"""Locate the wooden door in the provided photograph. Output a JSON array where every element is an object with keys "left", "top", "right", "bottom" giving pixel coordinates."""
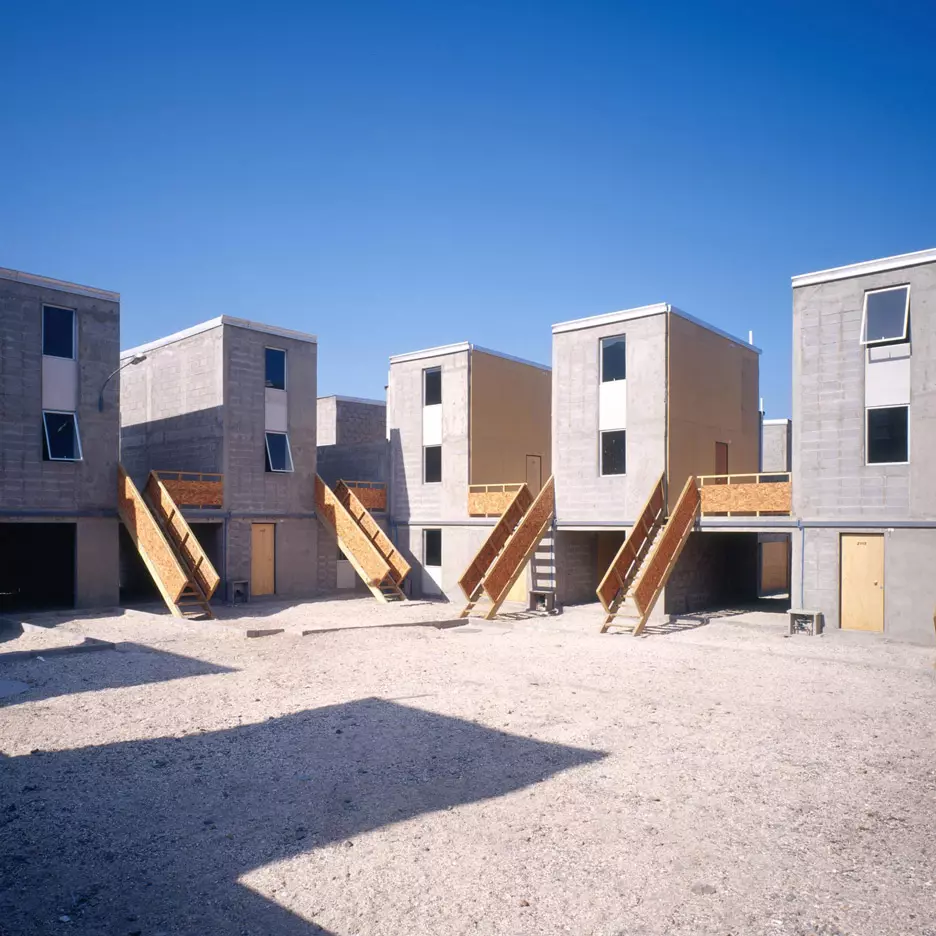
[
  {"left": 715, "top": 442, "right": 729, "bottom": 476},
  {"left": 251, "top": 523, "right": 276, "bottom": 596},
  {"left": 840, "top": 534, "right": 884, "bottom": 632},
  {"left": 525, "top": 455, "right": 542, "bottom": 496}
]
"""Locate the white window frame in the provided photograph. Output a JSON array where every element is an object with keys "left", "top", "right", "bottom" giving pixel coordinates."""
[
  {"left": 423, "top": 528, "right": 442, "bottom": 568},
  {"left": 865, "top": 404, "right": 909, "bottom": 466},
  {"left": 599, "top": 428, "right": 627, "bottom": 477},
  {"left": 42, "top": 410, "right": 83, "bottom": 461},
  {"left": 423, "top": 444, "right": 442, "bottom": 483},
  {"left": 860, "top": 285, "right": 910, "bottom": 346},
  {"left": 600, "top": 335, "right": 626, "bottom": 383},
  {"left": 264, "top": 346, "right": 287, "bottom": 391},
  {"left": 423, "top": 366, "right": 442, "bottom": 406},
  {"left": 42, "top": 304, "right": 77, "bottom": 360},
  {"left": 264, "top": 430, "right": 294, "bottom": 472}
]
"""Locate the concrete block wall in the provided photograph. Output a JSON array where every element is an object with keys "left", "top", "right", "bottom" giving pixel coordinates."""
[
  {"left": 395, "top": 522, "right": 489, "bottom": 601},
  {"left": 554, "top": 530, "right": 600, "bottom": 605},
  {"left": 317, "top": 396, "right": 386, "bottom": 447},
  {"left": 317, "top": 441, "right": 389, "bottom": 490},
  {"left": 664, "top": 532, "right": 759, "bottom": 616},
  {"left": 761, "top": 419, "right": 792, "bottom": 472}
]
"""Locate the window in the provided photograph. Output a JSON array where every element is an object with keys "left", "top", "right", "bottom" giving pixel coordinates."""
[
  {"left": 42, "top": 411, "right": 82, "bottom": 461},
  {"left": 424, "top": 445, "right": 441, "bottom": 483},
  {"left": 424, "top": 529, "right": 442, "bottom": 567},
  {"left": 867, "top": 406, "right": 908, "bottom": 464},
  {"left": 424, "top": 367, "right": 442, "bottom": 406},
  {"left": 43, "top": 306, "right": 75, "bottom": 359},
  {"left": 861, "top": 286, "right": 910, "bottom": 345},
  {"left": 265, "top": 348, "right": 286, "bottom": 390},
  {"left": 601, "top": 429, "right": 626, "bottom": 475},
  {"left": 264, "top": 431, "right": 294, "bottom": 472},
  {"left": 601, "top": 335, "right": 626, "bottom": 382}
]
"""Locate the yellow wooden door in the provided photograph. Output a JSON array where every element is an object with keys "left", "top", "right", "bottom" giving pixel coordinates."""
[
  {"left": 840, "top": 534, "right": 884, "bottom": 632},
  {"left": 251, "top": 523, "right": 276, "bottom": 596}
]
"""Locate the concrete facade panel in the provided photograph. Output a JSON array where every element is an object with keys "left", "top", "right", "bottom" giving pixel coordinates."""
[{"left": 76, "top": 517, "right": 119, "bottom": 608}]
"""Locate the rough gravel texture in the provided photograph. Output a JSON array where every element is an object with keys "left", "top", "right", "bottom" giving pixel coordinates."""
[{"left": 1, "top": 598, "right": 934, "bottom": 936}]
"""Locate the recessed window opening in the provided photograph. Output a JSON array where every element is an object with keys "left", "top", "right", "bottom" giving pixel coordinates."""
[
  {"left": 424, "top": 445, "right": 441, "bottom": 483},
  {"left": 265, "top": 431, "right": 294, "bottom": 472},
  {"left": 265, "top": 348, "right": 286, "bottom": 390},
  {"left": 43, "top": 306, "right": 76, "bottom": 359},
  {"left": 601, "top": 336, "right": 626, "bottom": 382},
  {"left": 42, "top": 411, "right": 82, "bottom": 461},
  {"left": 866, "top": 406, "right": 908, "bottom": 464},
  {"left": 424, "top": 529, "right": 442, "bottom": 567},
  {"left": 861, "top": 286, "right": 910, "bottom": 345},
  {"left": 424, "top": 367, "right": 442, "bottom": 406},
  {"left": 601, "top": 429, "right": 626, "bottom": 475}
]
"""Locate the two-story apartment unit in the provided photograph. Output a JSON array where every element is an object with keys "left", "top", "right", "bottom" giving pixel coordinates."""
[
  {"left": 0, "top": 267, "right": 121, "bottom": 611},
  {"left": 119, "top": 315, "right": 320, "bottom": 602},
  {"left": 791, "top": 247, "right": 936, "bottom": 642},
  {"left": 551, "top": 303, "right": 768, "bottom": 626},
  {"left": 386, "top": 342, "right": 551, "bottom": 600}
]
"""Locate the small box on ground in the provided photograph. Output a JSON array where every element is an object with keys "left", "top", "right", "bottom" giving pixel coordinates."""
[{"left": 789, "top": 608, "right": 823, "bottom": 636}]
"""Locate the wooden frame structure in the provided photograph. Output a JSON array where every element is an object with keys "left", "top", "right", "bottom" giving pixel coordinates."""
[
  {"left": 152, "top": 470, "right": 224, "bottom": 509},
  {"left": 467, "top": 482, "right": 527, "bottom": 517},
  {"left": 339, "top": 480, "right": 387, "bottom": 512},
  {"left": 696, "top": 472, "right": 792, "bottom": 516}
]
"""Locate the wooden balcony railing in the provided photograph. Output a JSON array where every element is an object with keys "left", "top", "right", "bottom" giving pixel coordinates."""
[
  {"left": 340, "top": 480, "right": 387, "bottom": 512},
  {"left": 468, "top": 482, "right": 526, "bottom": 517},
  {"left": 152, "top": 471, "right": 224, "bottom": 509},
  {"left": 697, "top": 472, "right": 792, "bottom": 516}
]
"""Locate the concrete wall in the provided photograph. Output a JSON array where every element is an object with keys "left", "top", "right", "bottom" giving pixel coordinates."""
[
  {"left": 317, "top": 397, "right": 386, "bottom": 447},
  {"left": 76, "top": 518, "right": 120, "bottom": 607},
  {"left": 552, "top": 313, "right": 667, "bottom": 523},
  {"left": 469, "top": 351, "right": 551, "bottom": 486},
  {"left": 317, "top": 441, "right": 389, "bottom": 490},
  {"left": 761, "top": 419, "right": 792, "bottom": 472},
  {"left": 395, "top": 522, "right": 489, "bottom": 602},
  {"left": 667, "top": 312, "right": 760, "bottom": 509},
  {"left": 0, "top": 277, "right": 120, "bottom": 513},
  {"left": 663, "top": 531, "right": 759, "bottom": 615},
  {"left": 120, "top": 326, "right": 225, "bottom": 487},
  {"left": 554, "top": 530, "right": 601, "bottom": 605},
  {"left": 388, "top": 349, "right": 470, "bottom": 524}
]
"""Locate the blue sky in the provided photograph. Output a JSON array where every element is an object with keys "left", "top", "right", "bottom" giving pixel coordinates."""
[{"left": 2, "top": 1, "right": 934, "bottom": 416}]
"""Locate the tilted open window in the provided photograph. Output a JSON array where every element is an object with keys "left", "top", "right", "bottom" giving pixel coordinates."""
[
  {"left": 861, "top": 286, "right": 910, "bottom": 345},
  {"left": 265, "top": 431, "right": 294, "bottom": 472},
  {"left": 42, "top": 411, "right": 82, "bottom": 461}
]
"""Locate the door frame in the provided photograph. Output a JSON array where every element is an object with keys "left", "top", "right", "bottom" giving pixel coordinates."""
[
  {"left": 839, "top": 532, "right": 885, "bottom": 632},
  {"left": 251, "top": 522, "right": 276, "bottom": 597}
]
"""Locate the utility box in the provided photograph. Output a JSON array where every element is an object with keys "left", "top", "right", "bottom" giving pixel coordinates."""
[{"left": 788, "top": 608, "right": 823, "bottom": 636}]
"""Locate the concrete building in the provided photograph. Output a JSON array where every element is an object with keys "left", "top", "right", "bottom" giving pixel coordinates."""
[
  {"left": 550, "top": 302, "right": 764, "bottom": 616},
  {"left": 758, "top": 417, "right": 793, "bottom": 597},
  {"left": 120, "top": 315, "right": 322, "bottom": 602},
  {"left": 761, "top": 417, "right": 792, "bottom": 473},
  {"left": 386, "top": 342, "right": 551, "bottom": 600},
  {"left": 791, "top": 247, "right": 936, "bottom": 642},
  {"left": 0, "top": 267, "right": 121, "bottom": 611}
]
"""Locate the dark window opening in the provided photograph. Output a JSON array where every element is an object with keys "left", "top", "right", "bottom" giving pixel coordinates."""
[
  {"left": 43, "top": 305, "right": 75, "bottom": 359},
  {"left": 424, "top": 445, "right": 441, "bottom": 483},
  {"left": 265, "top": 348, "right": 286, "bottom": 390},
  {"left": 601, "top": 430, "right": 626, "bottom": 475},
  {"left": 867, "top": 406, "right": 908, "bottom": 464},
  {"left": 424, "top": 367, "right": 442, "bottom": 406},
  {"left": 424, "top": 528, "right": 442, "bottom": 567},
  {"left": 863, "top": 287, "right": 909, "bottom": 344},
  {"left": 601, "top": 335, "right": 626, "bottom": 382},
  {"left": 265, "top": 431, "right": 294, "bottom": 472},
  {"left": 42, "top": 412, "right": 81, "bottom": 461}
]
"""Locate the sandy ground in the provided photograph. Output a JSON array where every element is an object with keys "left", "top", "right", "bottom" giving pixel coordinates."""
[{"left": 1, "top": 597, "right": 934, "bottom": 936}]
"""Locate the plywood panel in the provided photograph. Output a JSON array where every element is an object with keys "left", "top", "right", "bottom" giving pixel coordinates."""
[
  {"left": 699, "top": 480, "right": 792, "bottom": 515},
  {"left": 467, "top": 487, "right": 524, "bottom": 516},
  {"left": 251, "top": 523, "right": 276, "bottom": 596},
  {"left": 841, "top": 534, "right": 884, "bottom": 632},
  {"left": 343, "top": 483, "right": 387, "bottom": 511},
  {"left": 157, "top": 476, "right": 224, "bottom": 508},
  {"left": 335, "top": 481, "right": 410, "bottom": 585},
  {"left": 760, "top": 540, "right": 789, "bottom": 595}
]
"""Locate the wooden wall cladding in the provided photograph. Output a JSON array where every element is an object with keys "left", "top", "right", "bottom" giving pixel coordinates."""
[
  {"left": 117, "top": 465, "right": 190, "bottom": 605},
  {"left": 315, "top": 476, "right": 391, "bottom": 585},
  {"left": 468, "top": 489, "right": 520, "bottom": 517},
  {"left": 458, "top": 485, "right": 532, "bottom": 599},
  {"left": 482, "top": 477, "right": 554, "bottom": 603},
  {"left": 158, "top": 477, "right": 224, "bottom": 509},
  {"left": 699, "top": 480, "right": 791, "bottom": 515},
  {"left": 336, "top": 482, "right": 410, "bottom": 584},
  {"left": 146, "top": 473, "right": 221, "bottom": 599},
  {"left": 344, "top": 484, "right": 387, "bottom": 512}
]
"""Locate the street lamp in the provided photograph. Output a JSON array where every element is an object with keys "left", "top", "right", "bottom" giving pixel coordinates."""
[{"left": 98, "top": 354, "right": 147, "bottom": 411}]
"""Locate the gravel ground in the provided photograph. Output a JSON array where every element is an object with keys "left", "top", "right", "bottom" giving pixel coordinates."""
[{"left": 1, "top": 597, "right": 934, "bottom": 936}]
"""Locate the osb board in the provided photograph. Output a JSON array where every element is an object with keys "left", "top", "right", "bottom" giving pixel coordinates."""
[
  {"left": 338, "top": 483, "right": 410, "bottom": 584},
  {"left": 159, "top": 478, "right": 224, "bottom": 508},
  {"left": 458, "top": 486, "right": 532, "bottom": 599},
  {"left": 633, "top": 481, "right": 699, "bottom": 614},
  {"left": 468, "top": 490, "right": 517, "bottom": 517},
  {"left": 117, "top": 467, "right": 189, "bottom": 604},
  {"left": 483, "top": 477, "right": 554, "bottom": 602},
  {"left": 146, "top": 474, "right": 221, "bottom": 599},
  {"left": 315, "top": 476, "right": 390, "bottom": 585},
  {"left": 700, "top": 481, "right": 791, "bottom": 515},
  {"left": 345, "top": 485, "right": 386, "bottom": 511}
]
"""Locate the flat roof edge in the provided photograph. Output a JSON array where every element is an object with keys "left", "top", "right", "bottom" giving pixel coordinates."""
[
  {"left": 319, "top": 394, "right": 386, "bottom": 406},
  {"left": 389, "top": 341, "right": 549, "bottom": 371},
  {"left": 669, "top": 307, "right": 762, "bottom": 354},
  {"left": 471, "top": 345, "right": 551, "bottom": 372},
  {"left": 0, "top": 266, "right": 119, "bottom": 302},
  {"left": 763, "top": 417, "right": 791, "bottom": 425},
  {"left": 792, "top": 247, "right": 936, "bottom": 287}
]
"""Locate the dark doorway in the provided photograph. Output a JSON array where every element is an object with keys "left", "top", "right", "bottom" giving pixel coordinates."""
[
  {"left": 715, "top": 441, "right": 729, "bottom": 476},
  {"left": 119, "top": 523, "right": 161, "bottom": 604},
  {"left": 0, "top": 522, "right": 76, "bottom": 612},
  {"left": 190, "top": 522, "right": 224, "bottom": 596}
]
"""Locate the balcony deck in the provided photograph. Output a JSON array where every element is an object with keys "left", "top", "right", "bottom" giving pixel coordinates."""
[
  {"left": 696, "top": 472, "right": 792, "bottom": 517},
  {"left": 151, "top": 471, "right": 224, "bottom": 509},
  {"left": 468, "top": 482, "right": 526, "bottom": 517},
  {"left": 340, "top": 481, "right": 387, "bottom": 512}
]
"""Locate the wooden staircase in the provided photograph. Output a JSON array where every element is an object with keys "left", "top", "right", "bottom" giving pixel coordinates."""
[
  {"left": 117, "top": 465, "right": 219, "bottom": 619},
  {"left": 315, "top": 475, "right": 409, "bottom": 602},
  {"left": 459, "top": 477, "right": 556, "bottom": 620},
  {"left": 598, "top": 474, "right": 701, "bottom": 635}
]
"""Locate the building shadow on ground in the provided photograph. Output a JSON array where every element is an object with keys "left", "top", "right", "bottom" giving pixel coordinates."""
[
  {"left": 0, "top": 643, "right": 235, "bottom": 707},
  {"left": 0, "top": 698, "right": 605, "bottom": 935}
]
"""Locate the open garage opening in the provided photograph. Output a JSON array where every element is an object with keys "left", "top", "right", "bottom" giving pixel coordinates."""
[{"left": 0, "top": 522, "right": 76, "bottom": 613}]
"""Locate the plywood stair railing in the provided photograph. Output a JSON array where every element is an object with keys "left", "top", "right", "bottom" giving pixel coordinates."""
[
  {"left": 458, "top": 483, "right": 534, "bottom": 618},
  {"left": 601, "top": 474, "right": 701, "bottom": 636},
  {"left": 117, "top": 465, "right": 216, "bottom": 619},
  {"left": 476, "top": 477, "right": 556, "bottom": 621},
  {"left": 315, "top": 475, "right": 407, "bottom": 602},
  {"left": 597, "top": 473, "right": 667, "bottom": 633}
]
